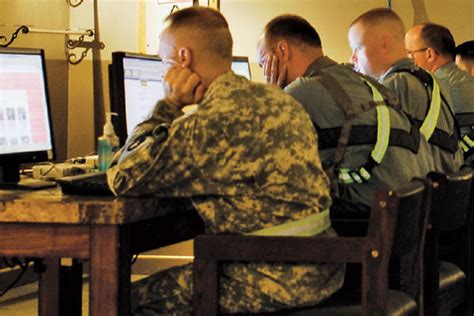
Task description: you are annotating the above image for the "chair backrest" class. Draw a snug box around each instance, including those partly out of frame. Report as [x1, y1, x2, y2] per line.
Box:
[193, 181, 430, 316]
[428, 170, 472, 232]
[424, 169, 473, 316]
[366, 180, 431, 316]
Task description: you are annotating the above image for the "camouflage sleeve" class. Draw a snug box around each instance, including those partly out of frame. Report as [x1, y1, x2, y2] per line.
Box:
[106, 99, 201, 196]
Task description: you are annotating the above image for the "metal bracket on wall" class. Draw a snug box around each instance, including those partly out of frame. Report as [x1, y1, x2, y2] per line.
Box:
[0, 25, 104, 65]
[67, 0, 85, 7]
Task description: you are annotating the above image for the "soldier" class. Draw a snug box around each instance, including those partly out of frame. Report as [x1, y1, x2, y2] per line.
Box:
[107, 6, 344, 315]
[348, 8, 464, 173]
[257, 14, 434, 217]
[405, 23, 474, 163]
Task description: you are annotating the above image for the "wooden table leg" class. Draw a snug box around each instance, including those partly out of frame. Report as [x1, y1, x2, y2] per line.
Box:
[39, 257, 60, 316]
[59, 259, 83, 316]
[90, 225, 131, 316]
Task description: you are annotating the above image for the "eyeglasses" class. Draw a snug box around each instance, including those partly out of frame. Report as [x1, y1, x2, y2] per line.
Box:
[406, 47, 428, 58]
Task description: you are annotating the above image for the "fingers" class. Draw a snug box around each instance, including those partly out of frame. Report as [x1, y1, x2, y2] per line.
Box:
[163, 66, 203, 107]
[270, 55, 279, 85]
[263, 54, 272, 83]
[276, 63, 288, 88]
[263, 54, 285, 88]
[193, 83, 206, 104]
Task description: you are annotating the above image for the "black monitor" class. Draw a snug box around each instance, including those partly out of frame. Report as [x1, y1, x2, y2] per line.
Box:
[0, 48, 55, 185]
[109, 51, 164, 146]
[109, 52, 252, 145]
[232, 56, 251, 80]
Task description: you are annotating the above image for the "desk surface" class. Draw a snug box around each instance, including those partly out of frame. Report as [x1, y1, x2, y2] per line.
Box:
[0, 187, 180, 225]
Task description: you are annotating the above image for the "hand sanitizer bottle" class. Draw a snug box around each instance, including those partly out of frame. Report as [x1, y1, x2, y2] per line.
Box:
[98, 112, 119, 172]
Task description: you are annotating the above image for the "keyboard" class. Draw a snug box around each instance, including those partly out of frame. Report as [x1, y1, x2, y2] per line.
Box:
[57, 172, 113, 196]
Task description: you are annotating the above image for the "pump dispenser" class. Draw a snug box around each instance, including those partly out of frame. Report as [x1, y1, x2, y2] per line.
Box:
[98, 112, 119, 172]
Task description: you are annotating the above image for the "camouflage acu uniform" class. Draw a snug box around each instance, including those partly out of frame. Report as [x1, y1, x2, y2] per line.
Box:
[380, 58, 464, 173]
[107, 71, 344, 315]
[285, 56, 435, 212]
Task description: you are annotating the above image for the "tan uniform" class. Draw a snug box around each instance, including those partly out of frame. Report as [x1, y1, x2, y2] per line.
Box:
[107, 71, 344, 315]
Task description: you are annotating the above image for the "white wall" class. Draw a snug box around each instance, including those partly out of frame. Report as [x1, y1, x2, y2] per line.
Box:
[66, 0, 474, 157]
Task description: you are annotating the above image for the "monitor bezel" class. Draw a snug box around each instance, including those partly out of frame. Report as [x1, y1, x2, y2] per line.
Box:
[232, 55, 251, 80]
[109, 51, 162, 146]
[0, 47, 56, 174]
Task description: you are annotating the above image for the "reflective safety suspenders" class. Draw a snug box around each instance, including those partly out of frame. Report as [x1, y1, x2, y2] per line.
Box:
[460, 130, 474, 159]
[419, 72, 441, 141]
[393, 68, 460, 154]
[456, 113, 474, 160]
[339, 79, 391, 184]
[249, 209, 330, 237]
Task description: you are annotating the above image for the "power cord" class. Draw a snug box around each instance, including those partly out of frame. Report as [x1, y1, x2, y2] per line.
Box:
[0, 257, 37, 297]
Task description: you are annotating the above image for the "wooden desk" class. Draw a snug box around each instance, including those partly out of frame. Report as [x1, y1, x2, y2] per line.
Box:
[0, 188, 204, 316]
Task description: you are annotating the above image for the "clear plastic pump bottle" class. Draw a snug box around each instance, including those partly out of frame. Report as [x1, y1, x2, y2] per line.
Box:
[98, 112, 119, 172]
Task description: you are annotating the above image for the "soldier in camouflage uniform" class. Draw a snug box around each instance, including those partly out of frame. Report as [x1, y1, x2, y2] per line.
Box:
[348, 8, 464, 173]
[107, 7, 344, 315]
[257, 14, 434, 216]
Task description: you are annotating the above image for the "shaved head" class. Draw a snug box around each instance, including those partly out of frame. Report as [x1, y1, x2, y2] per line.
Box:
[161, 6, 233, 61]
[348, 8, 407, 78]
[159, 7, 233, 87]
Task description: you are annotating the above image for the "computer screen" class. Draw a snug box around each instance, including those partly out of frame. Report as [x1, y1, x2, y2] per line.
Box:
[109, 53, 252, 145]
[0, 47, 55, 184]
[231, 56, 251, 80]
[109, 51, 164, 146]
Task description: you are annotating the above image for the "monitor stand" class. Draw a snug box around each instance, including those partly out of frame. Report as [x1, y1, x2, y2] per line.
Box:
[0, 164, 56, 190]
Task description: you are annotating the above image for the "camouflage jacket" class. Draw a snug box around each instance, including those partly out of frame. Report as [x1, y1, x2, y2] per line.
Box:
[107, 71, 343, 311]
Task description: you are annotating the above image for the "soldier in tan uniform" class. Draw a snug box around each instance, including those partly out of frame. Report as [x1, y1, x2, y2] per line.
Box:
[348, 8, 463, 173]
[107, 6, 344, 315]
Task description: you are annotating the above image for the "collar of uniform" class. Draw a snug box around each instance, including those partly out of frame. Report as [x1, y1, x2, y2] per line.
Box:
[304, 56, 338, 77]
[434, 61, 458, 79]
[200, 70, 238, 107]
[380, 57, 416, 82]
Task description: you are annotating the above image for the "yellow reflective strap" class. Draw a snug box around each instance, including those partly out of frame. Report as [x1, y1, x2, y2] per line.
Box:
[419, 73, 441, 140]
[362, 79, 384, 102]
[359, 167, 371, 181]
[372, 106, 390, 163]
[249, 209, 331, 237]
[339, 169, 354, 184]
[463, 134, 474, 147]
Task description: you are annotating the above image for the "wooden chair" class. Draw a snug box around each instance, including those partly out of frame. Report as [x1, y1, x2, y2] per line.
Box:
[424, 169, 473, 316]
[193, 180, 431, 316]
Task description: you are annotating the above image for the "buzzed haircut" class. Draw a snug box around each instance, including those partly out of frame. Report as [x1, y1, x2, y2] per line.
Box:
[350, 8, 405, 40]
[420, 23, 456, 60]
[164, 6, 233, 60]
[456, 40, 474, 61]
[264, 14, 322, 49]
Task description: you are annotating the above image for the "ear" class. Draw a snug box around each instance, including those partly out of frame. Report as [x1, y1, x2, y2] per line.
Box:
[177, 47, 192, 67]
[380, 33, 391, 54]
[425, 47, 437, 63]
[276, 40, 290, 62]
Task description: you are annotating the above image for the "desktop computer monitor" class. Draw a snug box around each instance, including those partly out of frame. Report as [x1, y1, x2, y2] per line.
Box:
[109, 51, 165, 146]
[0, 48, 55, 184]
[109, 52, 252, 145]
[231, 56, 251, 80]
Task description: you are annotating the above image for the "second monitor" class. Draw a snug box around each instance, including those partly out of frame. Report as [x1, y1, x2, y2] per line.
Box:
[109, 52, 252, 145]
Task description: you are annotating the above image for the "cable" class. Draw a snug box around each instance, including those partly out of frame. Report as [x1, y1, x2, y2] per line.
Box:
[0, 257, 31, 298]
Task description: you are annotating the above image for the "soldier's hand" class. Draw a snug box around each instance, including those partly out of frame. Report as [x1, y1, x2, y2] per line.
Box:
[263, 54, 287, 88]
[163, 66, 206, 108]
